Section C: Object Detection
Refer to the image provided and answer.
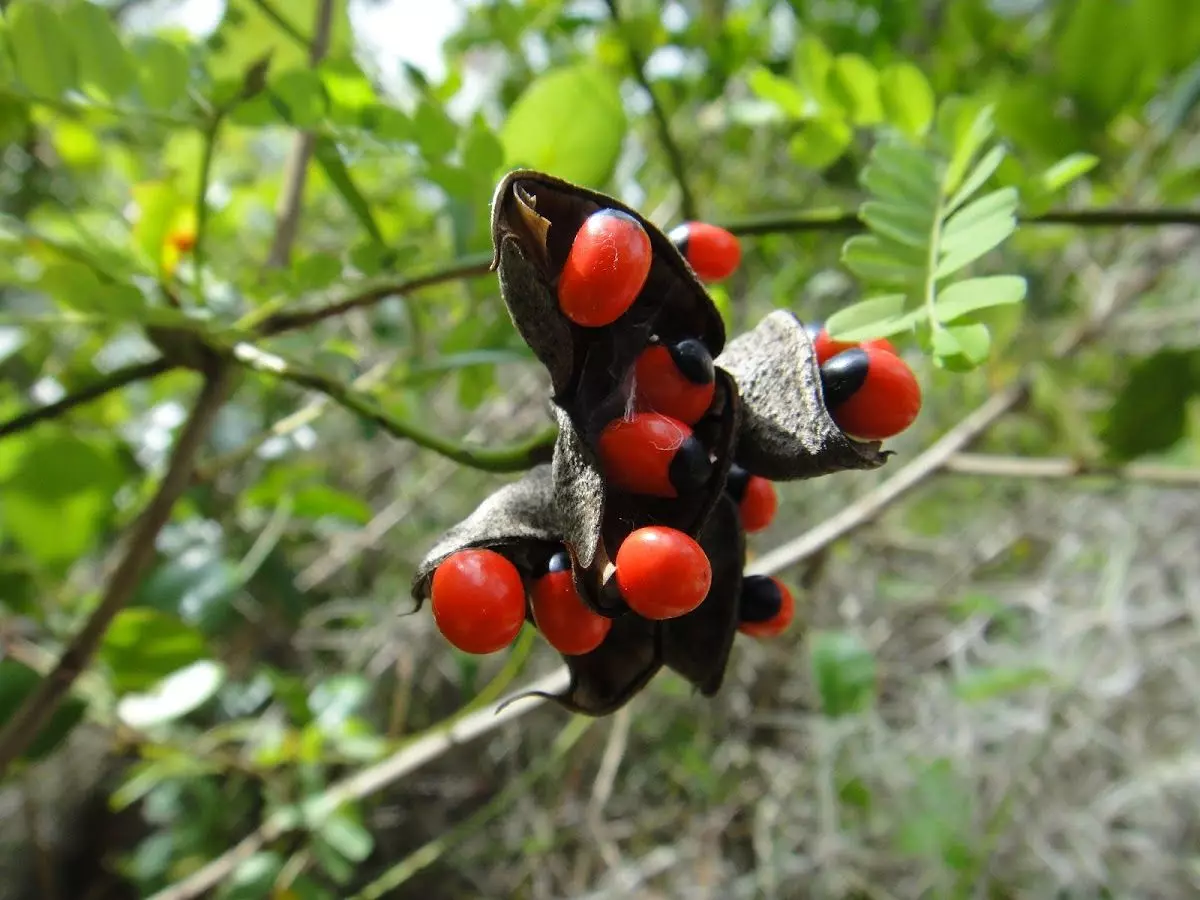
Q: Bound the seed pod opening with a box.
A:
[714,310,891,480]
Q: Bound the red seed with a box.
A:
[669,222,741,282]
[738,475,778,533]
[633,341,716,425]
[739,577,795,639]
[557,209,652,327]
[430,548,526,654]
[807,322,898,365]
[614,526,712,620]
[531,553,611,656]
[597,412,712,498]
[821,346,922,441]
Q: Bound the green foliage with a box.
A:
[500,64,627,187]
[810,630,877,718]
[0,1,1196,897]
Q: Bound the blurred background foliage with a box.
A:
[0,0,1199,898]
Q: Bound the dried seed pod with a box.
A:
[714,310,891,480]
[491,170,739,602]
[658,492,745,696]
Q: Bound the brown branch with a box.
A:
[258,255,491,335]
[264,0,336,268]
[603,0,697,220]
[0,367,236,777]
[256,206,1200,338]
[0,358,174,440]
[943,453,1200,486]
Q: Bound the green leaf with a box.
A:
[271,68,327,129]
[953,665,1052,703]
[99,609,211,694]
[63,0,137,101]
[224,851,286,900]
[860,201,934,250]
[312,136,385,247]
[792,34,835,109]
[746,66,808,117]
[1100,350,1200,461]
[132,549,240,636]
[934,276,1027,322]
[810,630,877,718]
[946,145,1006,214]
[207,0,352,83]
[38,260,147,320]
[879,63,935,138]
[501,65,627,187]
[935,215,1016,279]
[897,758,976,868]
[318,808,374,863]
[943,187,1019,241]
[932,323,991,369]
[942,103,995,196]
[841,234,925,285]
[134,37,190,112]
[1037,152,1099,193]
[291,485,372,524]
[827,53,883,125]
[7,1,76,99]
[116,660,226,728]
[788,116,853,170]
[824,294,908,341]
[293,252,343,291]
[1055,0,1141,120]
[0,433,123,565]
[0,660,86,763]
[861,142,941,209]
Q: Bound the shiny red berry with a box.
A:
[430,548,526,654]
[805,321,898,365]
[614,526,712,620]
[557,209,652,327]
[531,552,611,656]
[633,339,716,425]
[668,222,741,282]
[597,412,712,498]
[820,346,922,441]
[724,463,778,532]
[738,576,795,639]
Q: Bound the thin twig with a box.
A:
[264,0,335,268]
[943,452,1200,486]
[257,255,492,335]
[747,385,1028,577]
[603,0,697,220]
[0,367,236,777]
[0,358,174,440]
[258,206,1200,337]
[229,341,557,472]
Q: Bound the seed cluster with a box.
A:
[411,171,924,716]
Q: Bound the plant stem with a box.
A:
[229,341,556,472]
[0,358,174,440]
[604,0,697,220]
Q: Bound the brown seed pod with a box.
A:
[491,170,738,607]
[714,309,891,480]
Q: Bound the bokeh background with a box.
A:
[1,1,1200,898]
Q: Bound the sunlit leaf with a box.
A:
[747,66,808,117]
[100,608,211,693]
[117,660,226,728]
[942,103,995,196]
[7,1,75,99]
[828,53,883,125]
[946,145,1006,213]
[935,215,1016,278]
[788,116,852,170]
[934,275,1027,322]
[63,0,137,101]
[1038,152,1099,193]
[134,37,190,112]
[879,62,935,138]
[501,65,626,187]
[860,200,934,250]
[824,294,908,341]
